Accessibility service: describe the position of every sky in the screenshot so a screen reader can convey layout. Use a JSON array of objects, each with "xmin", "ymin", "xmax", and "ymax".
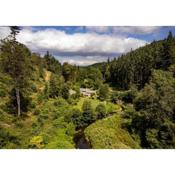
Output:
[{"xmin": 0, "ymin": 26, "xmax": 175, "ymax": 66}]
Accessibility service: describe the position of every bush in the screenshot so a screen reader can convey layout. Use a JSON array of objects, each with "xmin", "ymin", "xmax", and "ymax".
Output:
[
  {"xmin": 81, "ymin": 100, "xmax": 95, "ymax": 127},
  {"xmin": 69, "ymin": 108, "xmax": 82, "ymax": 128},
  {"xmin": 95, "ymin": 103, "xmax": 106, "ymax": 119},
  {"xmin": 66, "ymin": 123, "xmax": 75, "ymax": 136},
  {"xmin": 123, "ymin": 105, "xmax": 136, "ymax": 119},
  {"xmin": 0, "ymin": 128, "xmax": 20, "ymax": 148},
  {"xmin": 61, "ymin": 84, "xmax": 70, "ymax": 100},
  {"xmin": 29, "ymin": 136, "xmax": 44, "ymax": 148},
  {"xmin": 30, "ymin": 84, "xmax": 37, "ymax": 93},
  {"xmin": 37, "ymin": 92, "xmax": 45, "ymax": 104},
  {"xmin": 98, "ymin": 84, "xmax": 109, "ymax": 101},
  {"xmin": 33, "ymin": 109, "xmax": 40, "ymax": 115},
  {"xmin": 0, "ymin": 88, "xmax": 7, "ymax": 97},
  {"xmin": 53, "ymin": 98, "xmax": 68, "ymax": 107},
  {"xmin": 111, "ymin": 92, "xmax": 119, "ymax": 104}
]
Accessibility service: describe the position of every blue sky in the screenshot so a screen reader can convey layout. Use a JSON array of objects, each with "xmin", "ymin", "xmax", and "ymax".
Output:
[
  {"xmin": 1, "ymin": 26, "xmax": 175, "ymax": 65},
  {"xmin": 31, "ymin": 26, "xmax": 175, "ymax": 41}
]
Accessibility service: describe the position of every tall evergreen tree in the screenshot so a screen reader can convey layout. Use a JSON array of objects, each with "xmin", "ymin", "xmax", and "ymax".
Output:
[
  {"xmin": 161, "ymin": 31, "xmax": 175, "ymax": 69},
  {"xmin": 0, "ymin": 26, "xmax": 31, "ymax": 116}
]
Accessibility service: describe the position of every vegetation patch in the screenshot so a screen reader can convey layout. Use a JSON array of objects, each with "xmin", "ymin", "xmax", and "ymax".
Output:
[{"xmin": 84, "ymin": 115, "xmax": 140, "ymax": 149}]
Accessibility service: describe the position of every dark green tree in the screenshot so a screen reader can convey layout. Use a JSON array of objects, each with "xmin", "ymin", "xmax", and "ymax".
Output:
[
  {"xmin": 61, "ymin": 84, "xmax": 70, "ymax": 100},
  {"xmin": 82, "ymin": 100, "xmax": 94, "ymax": 126},
  {"xmin": 62, "ymin": 62, "xmax": 77, "ymax": 82},
  {"xmin": 0, "ymin": 26, "xmax": 32, "ymax": 116},
  {"xmin": 132, "ymin": 70, "xmax": 175, "ymax": 148},
  {"xmin": 70, "ymin": 108, "xmax": 82, "ymax": 128},
  {"xmin": 95, "ymin": 103, "xmax": 106, "ymax": 119},
  {"xmin": 43, "ymin": 51, "xmax": 61, "ymax": 74},
  {"xmin": 49, "ymin": 74, "xmax": 64, "ymax": 98},
  {"xmin": 161, "ymin": 31, "xmax": 175, "ymax": 69},
  {"xmin": 98, "ymin": 84, "xmax": 109, "ymax": 101}
]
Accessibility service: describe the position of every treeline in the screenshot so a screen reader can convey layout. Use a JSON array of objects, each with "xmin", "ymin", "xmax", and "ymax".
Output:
[
  {"xmin": 0, "ymin": 27, "xmax": 106, "ymax": 117},
  {"xmin": 94, "ymin": 32, "xmax": 175, "ymax": 148},
  {"xmin": 0, "ymin": 27, "xmax": 75, "ymax": 117},
  {"xmin": 102, "ymin": 32, "xmax": 175, "ymax": 89}
]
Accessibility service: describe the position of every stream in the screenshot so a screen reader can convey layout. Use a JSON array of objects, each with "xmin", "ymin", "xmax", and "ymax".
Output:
[{"xmin": 74, "ymin": 129, "xmax": 91, "ymax": 149}]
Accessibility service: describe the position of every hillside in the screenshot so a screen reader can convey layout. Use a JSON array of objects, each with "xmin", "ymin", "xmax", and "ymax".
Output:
[
  {"xmin": 85, "ymin": 114, "xmax": 140, "ymax": 149},
  {"xmin": 1, "ymin": 28, "xmax": 175, "ymax": 149}
]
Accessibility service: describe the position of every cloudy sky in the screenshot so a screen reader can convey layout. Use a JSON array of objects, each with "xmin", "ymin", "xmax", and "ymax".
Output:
[{"xmin": 0, "ymin": 26, "xmax": 175, "ymax": 66}]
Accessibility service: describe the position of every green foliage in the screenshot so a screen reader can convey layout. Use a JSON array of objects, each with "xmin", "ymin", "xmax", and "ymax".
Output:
[
  {"xmin": 95, "ymin": 103, "xmax": 106, "ymax": 119},
  {"xmin": 81, "ymin": 100, "xmax": 95, "ymax": 127},
  {"xmin": 6, "ymin": 88, "xmax": 32, "ymax": 115},
  {"xmin": 84, "ymin": 115, "xmax": 140, "ymax": 149},
  {"xmin": 131, "ymin": 70, "xmax": 175, "ymax": 148},
  {"xmin": 78, "ymin": 67, "xmax": 103, "ymax": 89},
  {"xmin": 69, "ymin": 108, "xmax": 82, "ymax": 128},
  {"xmin": 29, "ymin": 135, "xmax": 44, "ymax": 148},
  {"xmin": 30, "ymin": 84, "xmax": 37, "ymax": 93},
  {"xmin": 0, "ymin": 87, "xmax": 7, "ymax": 97},
  {"xmin": 169, "ymin": 64, "xmax": 175, "ymax": 77},
  {"xmin": 62, "ymin": 62, "xmax": 77, "ymax": 82},
  {"xmin": 160, "ymin": 32, "xmax": 175, "ymax": 69},
  {"xmin": 49, "ymin": 74, "xmax": 64, "ymax": 98},
  {"xmin": 43, "ymin": 51, "xmax": 61, "ymax": 75},
  {"xmin": 0, "ymin": 28, "xmax": 32, "ymax": 116},
  {"xmin": 98, "ymin": 84, "xmax": 109, "ymax": 101},
  {"xmin": 61, "ymin": 84, "xmax": 70, "ymax": 100},
  {"xmin": 117, "ymin": 87, "xmax": 138, "ymax": 103},
  {"xmin": 0, "ymin": 127, "xmax": 20, "ymax": 148},
  {"xmin": 1, "ymin": 28, "xmax": 175, "ymax": 149}
]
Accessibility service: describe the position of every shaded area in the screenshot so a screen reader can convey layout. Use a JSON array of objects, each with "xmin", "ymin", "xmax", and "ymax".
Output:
[{"xmin": 74, "ymin": 129, "xmax": 91, "ymax": 149}]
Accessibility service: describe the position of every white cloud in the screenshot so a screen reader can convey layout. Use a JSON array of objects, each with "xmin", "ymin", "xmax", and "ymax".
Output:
[
  {"xmin": 112, "ymin": 26, "xmax": 161, "ymax": 34},
  {"xmin": 0, "ymin": 26, "xmax": 10, "ymax": 39},
  {"xmin": 86, "ymin": 26, "xmax": 110, "ymax": 33},
  {"xmin": 17, "ymin": 28, "xmax": 147, "ymax": 56},
  {"xmin": 0, "ymin": 26, "xmax": 150, "ymax": 65},
  {"xmin": 85, "ymin": 26, "xmax": 161, "ymax": 35},
  {"xmin": 56, "ymin": 55, "xmax": 108, "ymax": 66}
]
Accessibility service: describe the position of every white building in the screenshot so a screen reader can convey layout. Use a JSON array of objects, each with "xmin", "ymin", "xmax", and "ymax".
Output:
[{"xmin": 80, "ymin": 88, "xmax": 96, "ymax": 97}]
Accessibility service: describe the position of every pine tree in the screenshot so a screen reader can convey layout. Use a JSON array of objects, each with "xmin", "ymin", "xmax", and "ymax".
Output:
[
  {"xmin": 0, "ymin": 26, "xmax": 31, "ymax": 116},
  {"xmin": 161, "ymin": 31, "xmax": 175, "ymax": 69}
]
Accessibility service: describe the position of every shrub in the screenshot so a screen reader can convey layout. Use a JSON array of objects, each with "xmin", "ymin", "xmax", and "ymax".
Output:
[
  {"xmin": 53, "ymin": 98, "xmax": 68, "ymax": 107},
  {"xmin": 66, "ymin": 123, "xmax": 75, "ymax": 136},
  {"xmin": 95, "ymin": 103, "xmax": 106, "ymax": 119},
  {"xmin": 33, "ymin": 109, "xmax": 40, "ymax": 115},
  {"xmin": 81, "ymin": 100, "xmax": 95, "ymax": 127},
  {"xmin": 69, "ymin": 108, "xmax": 82, "ymax": 128},
  {"xmin": 111, "ymin": 92, "xmax": 119, "ymax": 104},
  {"xmin": 29, "ymin": 136, "xmax": 44, "ymax": 148},
  {"xmin": 0, "ymin": 88, "xmax": 7, "ymax": 97},
  {"xmin": 30, "ymin": 84, "xmax": 37, "ymax": 93},
  {"xmin": 98, "ymin": 84, "xmax": 109, "ymax": 101}
]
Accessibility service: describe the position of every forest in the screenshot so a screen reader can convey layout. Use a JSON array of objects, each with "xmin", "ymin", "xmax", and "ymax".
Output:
[{"xmin": 1, "ymin": 27, "xmax": 175, "ymax": 149}]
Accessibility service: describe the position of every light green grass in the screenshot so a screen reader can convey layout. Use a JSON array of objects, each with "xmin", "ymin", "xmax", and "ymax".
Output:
[
  {"xmin": 73, "ymin": 97, "xmax": 121, "ymax": 112},
  {"xmin": 84, "ymin": 115, "xmax": 140, "ymax": 149}
]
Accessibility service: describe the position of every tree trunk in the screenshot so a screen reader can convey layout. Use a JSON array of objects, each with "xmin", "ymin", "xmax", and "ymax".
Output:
[{"xmin": 15, "ymin": 88, "xmax": 21, "ymax": 116}]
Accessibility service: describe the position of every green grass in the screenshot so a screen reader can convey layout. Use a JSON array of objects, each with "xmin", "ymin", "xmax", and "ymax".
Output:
[
  {"xmin": 84, "ymin": 114, "xmax": 140, "ymax": 149},
  {"xmin": 73, "ymin": 97, "xmax": 100, "ymax": 110},
  {"xmin": 73, "ymin": 97, "xmax": 121, "ymax": 112}
]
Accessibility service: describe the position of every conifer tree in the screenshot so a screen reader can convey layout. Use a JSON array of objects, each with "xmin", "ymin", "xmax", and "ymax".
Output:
[
  {"xmin": 0, "ymin": 26, "xmax": 31, "ymax": 116},
  {"xmin": 161, "ymin": 31, "xmax": 175, "ymax": 69}
]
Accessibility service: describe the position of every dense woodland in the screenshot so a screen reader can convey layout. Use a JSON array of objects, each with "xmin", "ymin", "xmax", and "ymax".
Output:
[{"xmin": 1, "ymin": 27, "xmax": 175, "ymax": 148}]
